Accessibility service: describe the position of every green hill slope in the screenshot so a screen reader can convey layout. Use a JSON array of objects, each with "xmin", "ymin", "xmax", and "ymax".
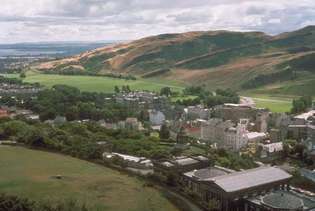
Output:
[{"xmin": 37, "ymin": 26, "xmax": 315, "ymax": 96}]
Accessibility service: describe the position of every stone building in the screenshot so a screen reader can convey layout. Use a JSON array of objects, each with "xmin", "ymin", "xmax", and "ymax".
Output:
[{"xmin": 180, "ymin": 166, "xmax": 292, "ymax": 211}]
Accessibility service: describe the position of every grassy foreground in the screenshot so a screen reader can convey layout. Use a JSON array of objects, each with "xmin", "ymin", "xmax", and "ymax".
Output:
[
  {"xmin": 20, "ymin": 73, "xmax": 184, "ymax": 93},
  {"xmin": 0, "ymin": 146, "xmax": 178, "ymax": 211}
]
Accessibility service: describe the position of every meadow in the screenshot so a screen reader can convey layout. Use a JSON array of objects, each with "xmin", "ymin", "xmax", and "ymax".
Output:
[
  {"xmin": 20, "ymin": 73, "xmax": 184, "ymax": 93},
  {"xmin": 1, "ymin": 72, "xmax": 298, "ymax": 113},
  {"xmin": 241, "ymin": 92, "xmax": 293, "ymax": 113},
  {"xmin": 0, "ymin": 146, "xmax": 179, "ymax": 211}
]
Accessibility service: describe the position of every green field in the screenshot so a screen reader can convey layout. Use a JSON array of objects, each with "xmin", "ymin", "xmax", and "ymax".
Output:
[
  {"xmin": 241, "ymin": 93, "xmax": 293, "ymax": 113},
  {"xmin": 0, "ymin": 146, "xmax": 178, "ymax": 211},
  {"xmin": 3, "ymin": 73, "xmax": 184, "ymax": 93}
]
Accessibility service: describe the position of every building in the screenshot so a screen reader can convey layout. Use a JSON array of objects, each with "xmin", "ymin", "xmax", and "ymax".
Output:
[
  {"xmin": 246, "ymin": 190, "xmax": 315, "ymax": 211},
  {"xmin": 293, "ymin": 110, "xmax": 315, "ymax": 125},
  {"xmin": 149, "ymin": 110, "xmax": 165, "ymax": 126},
  {"xmin": 0, "ymin": 108, "xmax": 9, "ymax": 118},
  {"xmin": 201, "ymin": 119, "xmax": 234, "ymax": 142},
  {"xmin": 260, "ymin": 142, "xmax": 284, "ymax": 158},
  {"xmin": 181, "ymin": 166, "xmax": 292, "ymax": 211},
  {"xmin": 154, "ymin": 156, "xmax": 211, "ymax": 174},
  {"xmin": 119, "ymin": 118, "xmax": 144, "ymax": 131},
  {"xmin": 103, "ymin": 152, "xmax": 153, "ymax": 169},
  {"xmin": 184, "ymin": 105, "xmax": 210, "ymax": 120},
  {"xmin": 214, "ymin": 104, "xmax": 268, "ymax": 124},
  {"xmin": 222, "ymin": 119, "xmax": 249, "ymax": 151}
]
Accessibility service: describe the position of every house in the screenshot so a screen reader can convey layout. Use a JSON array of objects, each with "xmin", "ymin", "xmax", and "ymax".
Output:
[
  {"xmin": 260, "ymin": 142, "xmax": 283, "ymax": 158},
  {"xmin": 293, "ymin": 110, "xmax": 315, "ymax": 125},
  {"xmin": 304, "ymin": 125, "xmax": 315, "ymax": 162},
  {"xmin": 126, "ymin": 117, "xmax": 143, "ymax": 130},
  {"xmin": 201, "ymin": 118, "xmax": 234, "ymax": 143},
  {"xmin": 222, "ymin": 119, "xmax": 248, "ymax": 151},
  {"xmin": 214, "ymin": 104, "xmax": 268, "ymax": 124},
  {"xmin": 0, "ymin": 108, "xmax": 9, "ymax": 118},
  {"xmin": 149, "ymin": 110, "xmax": 165, "ymax": 126},
  {"xmin": 184, "ymin": 105, "xmax": 210, "ymax": 120}
]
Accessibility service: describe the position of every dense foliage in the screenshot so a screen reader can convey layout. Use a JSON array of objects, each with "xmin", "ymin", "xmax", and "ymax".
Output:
[
  {"xmin": 3, "ymin": 84, "xmax": 137, "ymax": 122},
  {"xmin": 43, "ymin": 71, "xmax": 137, "ymax": 80},
  {"xmin": 208, "ymin": 148, "xmax": 258, "ymax": 170},
  {"xmin": 0, "ymin": 119, "xmax": 171, "ymax": 160},
  {"xmin": 179, "ymin": 86, "xmax": 239, "ymax": 107},
  {"xmin": 291, "ymin": 96, "xmax": 313, "ymax": 114},
  {"xmin": 241, "ymin": 68, "xmax": 296, "ymax": 89}
]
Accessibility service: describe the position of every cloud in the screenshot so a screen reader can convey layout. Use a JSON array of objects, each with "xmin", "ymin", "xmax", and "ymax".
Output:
[{"xmin": 0, "ymin": 0, "xmax": 314, "ymax": 43}]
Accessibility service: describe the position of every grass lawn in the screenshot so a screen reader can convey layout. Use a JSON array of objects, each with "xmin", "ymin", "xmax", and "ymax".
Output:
[
  {"xmin": 241, "ymin": 92, "xmax": 293, "ymax": 113},
  {"xmin": 5, "ymin": 73, "xmax": 184, "ymax": 93},
  {"xmin": 0, "ymin": 146, "xmax": 179, "ymax": 211}
]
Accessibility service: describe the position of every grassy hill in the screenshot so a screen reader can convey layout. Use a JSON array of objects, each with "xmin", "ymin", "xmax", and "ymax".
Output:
[
  {"xmin": 0, "ymin": 146, "xmax": 178, "ymax": 211},
  {"xmin": 37, "ymin": 26, "xmax": 315, "ymax": 97}
]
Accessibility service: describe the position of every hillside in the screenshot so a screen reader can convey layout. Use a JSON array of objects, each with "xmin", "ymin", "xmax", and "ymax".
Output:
[
  {"xmin": 37, "ymin": 26, "xmax": 315, "ymax": 95},
  {"xmin": 0, "ymin": 146, "xmax": 179, "ymax": 211}
]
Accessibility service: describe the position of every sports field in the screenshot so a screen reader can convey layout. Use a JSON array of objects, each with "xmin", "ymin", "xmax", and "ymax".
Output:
[
  {"xmin": 20, "ymin": 73, "xmax": 184, "ymax": 93},
  {"xmin": 0, "ymin": 146, "xmax": 178, "ymax": 211}
]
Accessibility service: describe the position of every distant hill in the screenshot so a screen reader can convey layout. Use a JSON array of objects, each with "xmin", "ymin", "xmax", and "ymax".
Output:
[{"xmin": 37, "ymin": 26, "xmax": 315, "ymax": 95}]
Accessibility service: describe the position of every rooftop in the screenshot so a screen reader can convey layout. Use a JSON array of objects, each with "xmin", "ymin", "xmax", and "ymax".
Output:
[
  {"xmin": 246, "ymin": 132, "xmax": 267, "ymax": 140},
  {"xmin": 295, "ymin": 110, "xmax": 315, "ymax": 120},
  {"xmin": 174, "ymin": 157, "xmax": 199, "ymax": 166},
  {"xmin": 262, "ymin": 192, "xmax": 303, "ymax": 209},
  {"xmin": 212, "ymin": 166, "xmax": 292, "ymax": 193},
  {"xmin": 184, "ymin": 166, "xmax": 230, "ymax": 180},
  {"xmin": 248, "ymin": 190, "xmax": 315, "ymax": 210}
]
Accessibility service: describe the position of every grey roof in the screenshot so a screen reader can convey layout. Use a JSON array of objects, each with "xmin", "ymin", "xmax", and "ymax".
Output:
[
  {"xmin": 262, "ymin": 192, "xmax": 304, "ymax": 209},
  {"xmin": 212, "ymin": 167, "xmax": 292, "ymax": 193},
  {"xmin": 175, "ymin": 158, "xmax": 199, "ymax": 166},
  {"xmin": 184, "ymin": 167, "xmax": 228, "ymax": 180}
]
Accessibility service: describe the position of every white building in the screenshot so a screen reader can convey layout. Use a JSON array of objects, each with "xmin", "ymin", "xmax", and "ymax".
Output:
[
  {"xmin": 149, "ymin": 110, "xmax": 166, "ymax": 126},
  {"xmin": 260, "ymin": 142, "xmax": 283, "ymax": 158},
  {"xmin": 223, "ymin": 119, "xmax": 248, "ymax": 151}
]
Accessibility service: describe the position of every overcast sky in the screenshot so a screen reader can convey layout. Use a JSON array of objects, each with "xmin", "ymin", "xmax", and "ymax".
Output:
[{"xmin": 1, "ymin": 0, "xmax": 315, "ymax": 43}]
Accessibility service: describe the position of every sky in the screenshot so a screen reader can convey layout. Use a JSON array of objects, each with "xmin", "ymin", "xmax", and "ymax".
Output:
[{"xmin": 1, "ymin": 0, "xmax": 315, "ymax": 43}]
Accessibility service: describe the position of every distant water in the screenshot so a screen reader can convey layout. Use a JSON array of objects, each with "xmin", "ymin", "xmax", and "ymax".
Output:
[{"xmin": 0, "ymin": 42, "xmax": 113, "ymax": 58}]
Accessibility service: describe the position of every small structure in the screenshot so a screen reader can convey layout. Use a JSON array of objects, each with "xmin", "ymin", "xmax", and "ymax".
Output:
[
  {"xmin": 0, "ymin": 108, "xmax": 9, "ymax": 118},
  {"xmin": 103, "ymin": 152, "xmax": 153, "ymax": 169},
  {"xmin": 260, "ymin": 142, "xmax": 283, "ymax": 158}
]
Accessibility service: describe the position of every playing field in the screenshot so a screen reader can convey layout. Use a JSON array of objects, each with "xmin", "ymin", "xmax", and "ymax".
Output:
[
  {"xmin": 0, "ymin": 146, "xmax": 179, "ymax": 211},
  {"xmin": 19, "ymin": 73, "xmax": 184, "ymax": 93}
]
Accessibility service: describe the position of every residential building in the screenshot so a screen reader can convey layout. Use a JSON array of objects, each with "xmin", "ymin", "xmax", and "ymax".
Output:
[
  {"xmin": 0, "ymin": 108, "xmax": 9, "ymax": 118},
  {"xmin": 149, "ymin": 110, "xmax": 165, "ymax": 126},
  {"xmin": 184, "ymin": 105, "xmax": 210, "ymax": 120},
  {"xmin": 260, "ymin": 142, "xmax": 284, "ymax": 158}
]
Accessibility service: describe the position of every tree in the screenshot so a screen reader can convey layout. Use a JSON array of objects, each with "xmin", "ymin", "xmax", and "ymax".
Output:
[
  {"xmin": 114, "ymin": 86, "xmax": 120, "ymax": 93},
  {"xmin": 20, "ymin": 72, "xmax": 26, "ymax": 78},
  {"xmin": 291, "ymin": 96, "xmax": 313, "ymax": 114},
  {"xmin": 160, "ymin": 87, "xmax": 172, "ymax": 97},
  {"xmin": 159, "ymin": 124, "xmax": 170, "ymax": 139}
]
